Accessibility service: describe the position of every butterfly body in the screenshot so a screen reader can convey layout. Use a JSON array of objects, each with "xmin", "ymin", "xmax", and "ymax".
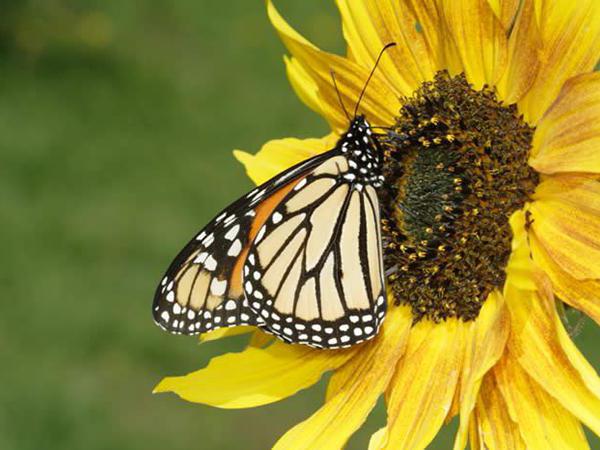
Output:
[{"xmin": 153, "ymin": 116, "xmax": 387, "ymax": 348}]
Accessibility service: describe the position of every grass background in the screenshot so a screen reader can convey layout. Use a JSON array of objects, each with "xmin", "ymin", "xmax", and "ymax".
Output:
[{"xmin": 1, "ymin": 1, "xmax": 598, "ymax": 449}]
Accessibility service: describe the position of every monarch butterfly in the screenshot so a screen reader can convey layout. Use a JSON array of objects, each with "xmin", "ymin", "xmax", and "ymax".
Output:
[{"xmin": 152, "ymin": 44, "xmax": 395, "ymax": 349}]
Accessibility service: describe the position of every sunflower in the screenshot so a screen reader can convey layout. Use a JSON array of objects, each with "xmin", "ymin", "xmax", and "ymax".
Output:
[{"xmin": 154, "ymin": 0, "xmax": 600, "ymax": 448}]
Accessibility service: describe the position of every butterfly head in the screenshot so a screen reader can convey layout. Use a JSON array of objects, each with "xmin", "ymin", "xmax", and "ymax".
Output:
[
  {"xmin": 344, "ymin": 115, "xmax": 376, "ymax": 146},
  {"xmin": 349, "ymin": 114, "xmax": 369, "ymax": 132}
]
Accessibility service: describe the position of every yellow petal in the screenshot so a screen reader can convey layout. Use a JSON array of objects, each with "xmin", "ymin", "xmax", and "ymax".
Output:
[
  {"xmin": 530, "ymin": 72, "xmax": 600, "ymax": 174},
  {"xmin": 555, "ymin": 300, "xmax": 600, "ymax": 399},
  {"xmin": 439, "ymin": 0, "xmax": 508, "ymax": 89},
  {"xmin": 529, "ymin": 218, "xmax": 600, "ymax": 326},
  {"xmin": 468, "ymin": 418, "xmax": 482, "ymax": 450},
  {"xmin": 488, "ymin": 0, "xmax": 521, "ymax": 29},
  {"xmin": 247, "ymin": 330, "xmax": 274, "ymax": 348},
  {"xmin": 267, "ymin": 0, "xmax": 400, "ymax": 131},
  {"xmin": 529, "ymin": 185, "xmax": 600, "ymax": 280},
  {"xmin": 335, "ymin": 0, "xmax": 438, "ymax": 94},
  {"xmin": 518, "ymin": 0, "xmax": 600, "ymax": 124},
  {"xmin": 470, "ymin": 373, "xmax": 526, "ymax": 450},
  {"xmin": 284, "ymin": 55, "xmax": 328, "ymax": 119},
  {"xmin": 453, "ymin": 291, "xmax": 510, "ymax": 450},
  {"xmin": 233, "ymin": 134, "xmax": 336, "ymax": 185},
  {"xmin": 368, "ymin": 427, "xmax": 388, "ymax": 450},
  {"xmin": 504, "ymin": 235, "xmax": 600, "ymax": 435},
  {"xmin": 504, "ymin": 211, "xmax": 538, "ymax": 291},
  {"xmin": 404, "ymin": 0, "xmax": 445, "ymax": 70},
  {"xmin": 533, "ymin": 174, "xmax": 600, "ymax": 209},
  {"xmin": 381, "ymin": 318, "xmax": 464, "ymax": 450},
  {"xmin": 496, "ymin": 0, "xmax": 543, "ymax": 104},
  {"xmin": 445, "ymin": 385, "xmax": 461, "ymax": 425},
  {"xmin": 493, "ymin": 353, "xmax": 589, "ymax": 449},
  {"xmin": 273, "ymin": 304, "xmax": 412, "ymax": 450},
  {"xmin": 324, "ymin": 301, "xmax": 411, "ymax": 400},
  {"xmin": 199, "ymin": 326, "xmax": 253, "ymax": 343},
  {"xmin": 153, "ymin": 340, "xmax": 355, "ymax": 409}
]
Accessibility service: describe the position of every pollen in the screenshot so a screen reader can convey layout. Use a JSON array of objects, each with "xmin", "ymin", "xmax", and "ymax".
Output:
[{"xmin": 381, "ymin": 72, "xmax": 538, "ymax": 322}]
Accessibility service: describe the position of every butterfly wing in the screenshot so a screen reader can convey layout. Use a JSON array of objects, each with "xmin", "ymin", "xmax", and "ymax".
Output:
[
  {"xmin": 243, "ymin": 154, "xmax": 386, "ymax": 349},
  {"xmin": 152, "ymin": 152, "xmax": 334, "ymax": 335}
]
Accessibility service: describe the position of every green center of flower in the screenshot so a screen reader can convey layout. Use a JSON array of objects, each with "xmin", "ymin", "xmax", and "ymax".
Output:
[{"xmin": 381, "ymin": 71, "xmax": 538, "ymax": 322}]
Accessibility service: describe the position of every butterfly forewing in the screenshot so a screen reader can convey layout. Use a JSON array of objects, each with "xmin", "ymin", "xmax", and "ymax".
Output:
[
  {"xmin": 242, "ymin": 119, "xmax": 387, "ymax": 349},
  {"xmin": 152, "ymin": 152, "xmax": 333, "ymax": 335}
]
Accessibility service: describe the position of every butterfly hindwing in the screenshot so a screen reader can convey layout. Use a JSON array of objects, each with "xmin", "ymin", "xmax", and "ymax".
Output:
[
  {"xmin": 242, "ymin": 119, "xmax": 387, "ymax": 349},
  {"xmin": 152, "ymin": 151, "xmax": 333, "ymax": 335}
]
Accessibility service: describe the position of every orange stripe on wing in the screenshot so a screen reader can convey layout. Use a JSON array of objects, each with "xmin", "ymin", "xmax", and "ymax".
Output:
[{"xmin": 228, "ymin": 178, "xmax": 304, "ymax": 299}]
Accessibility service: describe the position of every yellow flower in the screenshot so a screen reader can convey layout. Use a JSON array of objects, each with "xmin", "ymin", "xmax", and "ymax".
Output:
[{"xmin": 154, "ymin": 1, "xmax": 600, "ymax": 448}]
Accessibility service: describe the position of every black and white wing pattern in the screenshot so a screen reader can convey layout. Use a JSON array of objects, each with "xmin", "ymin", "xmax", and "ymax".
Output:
[
  {"xmin": 242, "ymin": 117, "xmax": 387, "ymax": 349},
  {"xmin": 152, "ymin": 151, "xmax": 332, "ymax": 335},
  {"xmin": 153, "ymin": 115, "xmax": 388, "ymax": 348}
]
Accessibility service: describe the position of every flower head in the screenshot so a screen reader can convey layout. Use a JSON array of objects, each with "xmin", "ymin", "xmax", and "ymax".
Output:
[{"xmin": 155, "ymin": 1, "xmax": 600, "ymax": 447}]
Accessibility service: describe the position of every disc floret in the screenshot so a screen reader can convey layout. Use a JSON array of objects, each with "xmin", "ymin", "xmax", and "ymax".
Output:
[{"xmin": 381, "ymin": 72, "xmax": 539, "ymax": 321}]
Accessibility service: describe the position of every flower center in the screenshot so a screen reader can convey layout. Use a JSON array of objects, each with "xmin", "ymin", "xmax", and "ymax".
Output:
[{"xmin": 380, "ymin": 71, "xmax": 538, "ymax": 322}]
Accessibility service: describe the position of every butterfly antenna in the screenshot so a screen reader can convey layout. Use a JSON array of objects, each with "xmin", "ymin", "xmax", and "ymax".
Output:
[
  {"xmin": 330, "ymin": 70, "xmax": 350, "ymax": 120},
  {"xmin": 353, "ymin": 42, "xmax": 396, "ymax": 118}
]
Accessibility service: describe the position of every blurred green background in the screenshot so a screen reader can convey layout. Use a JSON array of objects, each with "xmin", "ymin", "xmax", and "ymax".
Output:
[{"xmin": 0, "ymin": 1, "xmax": 598, "ymax": 449}]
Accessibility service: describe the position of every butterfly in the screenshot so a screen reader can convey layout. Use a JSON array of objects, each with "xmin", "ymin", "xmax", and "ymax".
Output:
[{"xmin": 152, "ymin": 44, "xmax": 395, "ymax": 349}]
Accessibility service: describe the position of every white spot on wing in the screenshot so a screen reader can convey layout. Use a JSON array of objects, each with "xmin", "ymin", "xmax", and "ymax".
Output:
[
  {"xmin": 227, "ymin": 239, "xmax": 242, "ymax": 257},
  {"xmin": 210, "ymin": 278, "xmax": 227, "ymax": 296},
  {"xmin": 294, "ymin": 178, "xmax": 307, "ymax": 191},
  {"xmin": 272, "ymin": 212, "xmax": 283, "ymax": 224},
  {"xmin": 204, "ymin": 255, "xmax": 217, "ymax": 271},
  {"xmin": 224, "ymin": 224, "xmax": 240, "ymax": 241},
  {"xmin": 254, "ymin": 226, "xmax": 266, "ymax": 244},
  {"xmin": 202, "ymin": 233, "xmax": 215, "ymax": 247},
  {"xmin": 225, "ymin": 300, "xmax": 236, "ymax": 310},
  {"xmin": 194, "ymin": 252, "xmax": 208, "ymax": 264}
]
